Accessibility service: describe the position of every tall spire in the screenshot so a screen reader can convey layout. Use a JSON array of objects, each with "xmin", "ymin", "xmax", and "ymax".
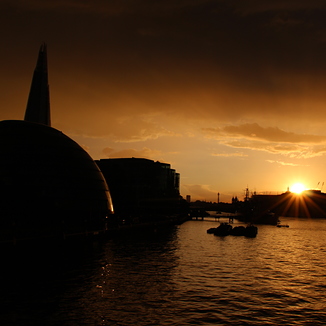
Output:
[{"xmin": 24, "ymin": 43, "xmax": 51, "ymax": 126}]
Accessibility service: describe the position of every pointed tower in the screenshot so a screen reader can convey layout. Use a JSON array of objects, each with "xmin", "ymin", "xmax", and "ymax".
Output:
[
  {"xmin": 24, "ymin": 43, "xmax": 51, "ymax": 126},
  {"xmin": 0, "ymin": 44, "xmax": 114, "ymax": 244}
]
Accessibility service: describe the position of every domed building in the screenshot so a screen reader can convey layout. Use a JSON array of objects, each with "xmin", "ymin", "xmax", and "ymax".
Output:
[{"xmin": 0, "ymin": 44, "xmax": 113, "ymax": 244}]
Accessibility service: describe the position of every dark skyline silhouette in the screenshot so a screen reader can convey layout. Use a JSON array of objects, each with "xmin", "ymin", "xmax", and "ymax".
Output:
[
  {"xmin": 0, "ymin": 44, "xmax": 113, "ymax": 244},
  {"xmin": 1, "ymin": 1, "xmax": 326, "ymax": 202}
]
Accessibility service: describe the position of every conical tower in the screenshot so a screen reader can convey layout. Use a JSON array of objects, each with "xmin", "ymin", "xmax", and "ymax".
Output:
[{"xmin": 24, "ymin": 43, "xmax": 51, "ymax": 126}]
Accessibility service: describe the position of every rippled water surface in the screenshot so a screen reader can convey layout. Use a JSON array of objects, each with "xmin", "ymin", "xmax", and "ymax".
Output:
[{"xmin": 2, "ymin": 217, "xmax": 326, "ymax": 325}]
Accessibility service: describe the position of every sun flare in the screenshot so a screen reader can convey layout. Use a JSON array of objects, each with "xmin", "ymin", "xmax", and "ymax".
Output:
[{"xmin": 290, "ymin": 183, "xmax": 306, "ymax": 194}]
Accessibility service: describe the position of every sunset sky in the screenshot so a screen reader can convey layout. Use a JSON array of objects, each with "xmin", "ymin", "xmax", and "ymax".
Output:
[{"xmin": 1, "ymin": 0, "xmax": 326, "ymax": 202}]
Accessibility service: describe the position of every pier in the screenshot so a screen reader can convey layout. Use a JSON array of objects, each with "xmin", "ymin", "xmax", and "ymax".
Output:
[{"xmin": 190, "ymin": 212, "xmax": 237, "ymax": 223}]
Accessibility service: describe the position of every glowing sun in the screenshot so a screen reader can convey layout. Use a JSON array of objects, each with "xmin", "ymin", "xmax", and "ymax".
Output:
[{"xmin": 290, "ymin": 183, "xmax": 306, "ymax": 194}]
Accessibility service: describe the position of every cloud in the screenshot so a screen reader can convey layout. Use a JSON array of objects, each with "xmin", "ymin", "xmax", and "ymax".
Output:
[
  {"xmin": 5, "ymin": 0, "xmax": 324, "ymax": 14},
  {"xmin": 266, "ymin": 160, "xmax": 304, "ymax": 166},
  {"xmin": 4, "ymin": 0, "xmax": 326, "ymax": 133},
  {"xmin": 290, "ymin": 147, "xmax": 326, "ymax": 159},
  {"xmin": 229, "ymin": 0, "xmax": 326, "ymax": 15},
  {"xmin": 0, "ymin": 0, "xmax": 90, "ymax": 11},
  {"xmin": 112, "ymin": 116, "xmax": 177, "ymax": 143},
  {"xmin": 60, "ymin": 109, "xmax": 177, "ymax": 141},
  {"xmin": 0, "ymin": 0, "xmax": 216, "ymax": 15},
  {"xmin": 220, "ymin": 139, "xmax": 304, "ymax": 154},
  {"xmin": 212, "ymin": 152, "xmax": 248, "ymax": 158},
  {"xmin": 102, "ymin": 147, "xmax": 114, "ymax": 156},
  {"xmin": 2, "ymin": 0, "xmax": 326, "ymax": 153},
  {"xmin": 203, "ymin": 123, "xmax": 326, "ymax": 144},
  {"xmin": 102, "ymin": 147, "xmax": 162, "ymax": 160},
  {"xmin": 202, "ymin": 123, "xmax": 326, "ymax": 158},
  {"xmin": 221, "ymin": 139, "xmax": 326, "ymax": 158}
]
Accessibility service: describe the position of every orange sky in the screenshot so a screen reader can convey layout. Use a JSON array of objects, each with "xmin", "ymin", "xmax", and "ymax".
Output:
[{"xmin": 1, "ymin": 0, "xmax": 326, "ymax": 202}]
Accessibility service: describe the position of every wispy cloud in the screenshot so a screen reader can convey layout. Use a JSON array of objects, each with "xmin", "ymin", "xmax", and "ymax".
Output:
[
  {"xmin": 203, "ymin": 123, "xmax": 326, "ymax": 158},
  {"xmin": 221, "ymin": 140, "xmax": 326, "ymax": 158},
  {"xmin": 289, "ymin": 147, "xmax": 326, "ymax": 159},
  {"xmin": 266, "ymin": 160, "xmax": 306, "ymax": 166},
  {"xmin": 203, "ymin": 123, "xmax": 326, "ymax": 144},
  {"xmin": 65, "ymin": 112, "xmax": 177, "ymax": 141},
  {"xmin": 212, "ymin": 152, "xmax": 248, "ymax": 157}
]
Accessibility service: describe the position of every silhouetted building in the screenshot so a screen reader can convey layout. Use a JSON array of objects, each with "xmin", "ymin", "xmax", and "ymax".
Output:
[
  {"xmin": 24, "ymin": 43, "xmax": 51, "ymax": 126},
  {"xmin": 0, "ymin": 44, "xmax": 113, "ymax": 244},
  {"xmin": 96, "ymin": 158, "xmax": 186, "ymax": 219},
  {"xmin": 239, "ymin": 189, "xmax": 326, "ymax": 222}
]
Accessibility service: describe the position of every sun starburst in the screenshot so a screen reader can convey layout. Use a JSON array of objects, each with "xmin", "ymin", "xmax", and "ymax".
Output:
[{"xmin": 290, "ymin": 183, "xmax": 306, "ymax": 194}]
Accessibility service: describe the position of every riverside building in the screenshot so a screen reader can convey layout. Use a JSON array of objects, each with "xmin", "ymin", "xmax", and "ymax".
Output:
[{"xmin": 96, "ymin": 158, "xmax": 186, "ymax": 221}]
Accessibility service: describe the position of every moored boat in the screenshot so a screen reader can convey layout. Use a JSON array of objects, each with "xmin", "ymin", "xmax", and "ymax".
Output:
[
  {"xmin": 213, "ymin": 222, "xmax": 233, "ymax": 236},
  {"xmin": 207, "ymin": 227, "xmax": 217, "ymax": 234},
  {"xmin": 230, "ymin": 225, "xmax": 246, "ymax": 236},
  {"xmin": 244, "ymin": 224, "xmax": 258, "ymax": 237},
  {"xmin": 277, "ymin": 224, "xmax": 289, "ymax": 228},
  {"xmin": 207, "ymin": 223, "xmax": 258, "ymax": 237}
]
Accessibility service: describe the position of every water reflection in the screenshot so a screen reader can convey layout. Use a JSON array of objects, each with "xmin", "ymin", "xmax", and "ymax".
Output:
[
  {"xmin": 2, "ymin": 219, "xmax": 326, "ymax": 325},
  {"xmin": 61, "ymin": 229, "xmax": 180, "ymax": 325}
]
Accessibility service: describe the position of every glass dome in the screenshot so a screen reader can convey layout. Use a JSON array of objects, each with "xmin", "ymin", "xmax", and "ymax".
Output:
[{"xmin": 0, "ymin": 120, "xmax": 113, "ymax": 243}]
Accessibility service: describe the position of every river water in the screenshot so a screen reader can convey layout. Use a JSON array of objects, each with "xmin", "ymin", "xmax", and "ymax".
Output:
[{"xmin": 2, "ymin": 217, "xmax": 326, "ymax": 325}]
